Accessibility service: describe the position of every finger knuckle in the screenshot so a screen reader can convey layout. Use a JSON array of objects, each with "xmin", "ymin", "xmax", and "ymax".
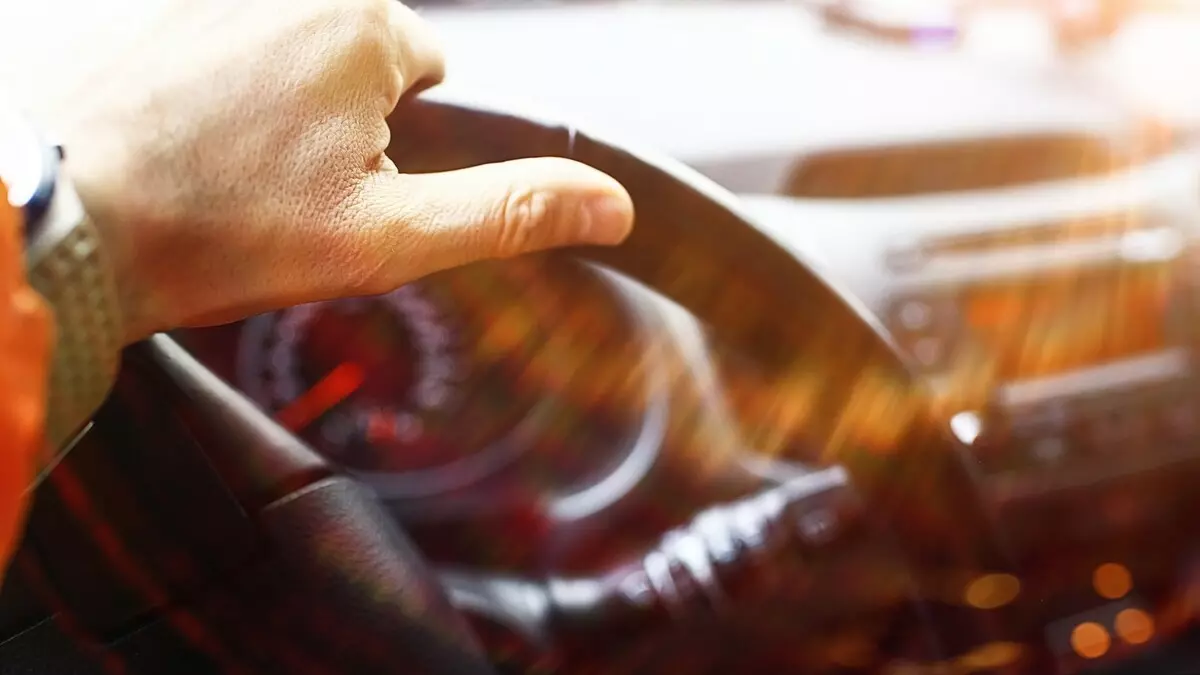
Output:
[
  {"xmin": 496, "ymin": 188, "xmax": 559, "ymax": 258},
  {"xmin": 336, "ymin": 0, "xmax": 391, "ymax": 56},
  {"xmin": 344, "ymin": 0, "xmax": 389, "ymax": 20}
]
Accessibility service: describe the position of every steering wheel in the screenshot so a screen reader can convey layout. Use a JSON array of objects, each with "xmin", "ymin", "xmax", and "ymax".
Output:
[{"xmin": 25, "ymin": 96, "xmax": 989, "ymax": 674}]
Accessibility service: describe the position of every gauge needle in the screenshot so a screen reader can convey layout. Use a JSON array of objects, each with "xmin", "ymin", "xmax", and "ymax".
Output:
[{"xmin": 276, "ymin": 362, "xmax": 366, "ymax": 432}]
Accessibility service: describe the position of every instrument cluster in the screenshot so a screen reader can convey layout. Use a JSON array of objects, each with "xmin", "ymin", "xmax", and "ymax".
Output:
[
  {"xmin": 179, "ymin": 255, "xmax": 661, "ymax": 504},
  {"xmin": 176, "ymin": 252, "xmax": 804, "ymax": 574}
]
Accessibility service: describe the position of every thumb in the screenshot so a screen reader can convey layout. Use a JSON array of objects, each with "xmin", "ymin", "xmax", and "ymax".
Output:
[{"xmin": 346, "ymin": 157, "xmax": 634, "ymax": 290}]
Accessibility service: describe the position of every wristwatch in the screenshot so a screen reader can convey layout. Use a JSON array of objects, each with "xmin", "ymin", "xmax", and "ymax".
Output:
[{"xmin": 0, "ymin": 103, "xmax": 123, "ymax": 457}]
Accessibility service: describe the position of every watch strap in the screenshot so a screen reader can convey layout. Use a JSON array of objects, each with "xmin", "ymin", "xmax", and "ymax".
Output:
[{"xmin": 24, "ymin": 171, "xmax": 123, "ymax": 454}]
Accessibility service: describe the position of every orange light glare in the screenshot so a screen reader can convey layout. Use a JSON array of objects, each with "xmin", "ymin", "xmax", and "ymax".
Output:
[
  {"xmin": 955, "ymin": 641, "xmax": 1024, "ymax": 670},
  {"xmin": 1071, "ymin": 622, "xmax": 1111, "ymax": 659},
  {"xmin": 964, "ymin": 573, "xmax": 1021, "ymax": 609},
  {"xmin": 826, "ymin": 635, "xmax": 874, "ymax": 668},
  {"xmin": 1094, "ymin": 563, "xmax": 1133, "ymax": 600},
  {"xmin": 1115, "ymin": 608, "xmax": 1155, "ymax": 645}
]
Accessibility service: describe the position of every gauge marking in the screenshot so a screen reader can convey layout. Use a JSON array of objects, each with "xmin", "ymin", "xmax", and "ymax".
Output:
[
  {"xmin": 387, "ymin": 285, "xmax": 459, "ymax": 410},
  {"xmin": 276, "ymin": 361, "xmax": 366, "ymax": 432}
]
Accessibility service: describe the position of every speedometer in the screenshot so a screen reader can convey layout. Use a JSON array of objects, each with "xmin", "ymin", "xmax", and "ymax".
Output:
[
  {"xmin": 234, "ymin": 256, "xmax": 649, "ymax": 498},
  {"xmin": 238, "ymin": 283, "xmax": 505, "ymax": 472}
]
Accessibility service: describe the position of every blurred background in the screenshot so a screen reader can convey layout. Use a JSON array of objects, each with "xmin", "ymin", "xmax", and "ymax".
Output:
[
  {"xmin": 412, "ymin": 0, "xmax": 1200, "ymax": 190},
  {"xmin": 8, "ymin": 2, "xmax": 1200, "ymax": 674}
]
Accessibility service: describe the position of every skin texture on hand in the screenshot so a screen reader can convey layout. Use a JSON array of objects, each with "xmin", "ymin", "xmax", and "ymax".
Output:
[
  {"xmin": 2, "ymin": 0, "xmax": 634, "ymax": 344},
  {"xmin": 0, "ymin": 185, "xmax": 52, "ymax": 577}
]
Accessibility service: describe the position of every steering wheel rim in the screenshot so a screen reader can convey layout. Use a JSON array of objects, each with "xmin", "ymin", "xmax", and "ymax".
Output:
[
  {"xmin": 390, "ymin": 93, "xmax": 908, "ymax": 373},
  {"xmin": 82, "ymin": 94, "xmax": 961, "ymax": 673}
]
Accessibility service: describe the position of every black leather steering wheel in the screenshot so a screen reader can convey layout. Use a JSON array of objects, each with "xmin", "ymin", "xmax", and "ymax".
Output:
[{"xmin": 39, "ymin": 96, "xmax": 983, "ymax": 674}]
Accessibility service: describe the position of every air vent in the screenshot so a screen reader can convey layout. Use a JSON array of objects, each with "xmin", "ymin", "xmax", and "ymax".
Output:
[
  {"xmin": 783, "ymin": 134, "xmax": 1148, "ymax": 199},
  {"xmin": 919, "ymin": 211, "xmax": 1154, "ymax": 258}
]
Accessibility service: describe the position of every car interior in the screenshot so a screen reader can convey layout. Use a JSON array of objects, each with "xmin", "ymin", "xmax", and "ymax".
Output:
[{"xmin": 4, "ymin": 2, "xmax": 1200, "ymax": 674}]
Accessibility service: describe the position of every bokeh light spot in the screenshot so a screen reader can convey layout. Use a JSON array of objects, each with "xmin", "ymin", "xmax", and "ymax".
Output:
[
  {"xmin": 1094, "ymin": 563, "xmax": 1133, "ymax": 600},
  {"xmin": 1115, "ymin": 608, "xmax": 1155, "ymax": 645},
  {"xmin": 1071, "ymin": 622, "xmax": 1111, "ymax": 659}
]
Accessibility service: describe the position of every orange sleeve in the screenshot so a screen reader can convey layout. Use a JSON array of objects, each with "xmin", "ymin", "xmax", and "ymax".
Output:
[{"xmin": 0, "ymin": 183, "xmax": 52, "ymax": 578}]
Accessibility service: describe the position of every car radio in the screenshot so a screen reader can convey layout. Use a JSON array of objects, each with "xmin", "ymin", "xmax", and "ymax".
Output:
[
  {"xmin": 878, "ymin": 200, "xmax": 1200, "ymax": 544},
  {"xmin": 882, "ymin": 214, "xmax": 1192, "ymax": 381}
]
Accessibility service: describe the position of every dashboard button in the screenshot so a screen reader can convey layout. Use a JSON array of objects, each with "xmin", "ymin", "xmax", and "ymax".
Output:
[
  {"xmin": 896, "ymin": 300, "xmax": 935, "ymax": 331},
  {"xmin": 885, "ymin": 295, "xmax": 959, "ymax": 372},
  {"xmin": 910, "ymin": 336, "xmax": 946, "ymax": 369},
  {"xmin": 1029, "ymin": 436, "xmax": 1068, "ymax": 466},
  {"xmin": 886, "ymin": 295, "xmax": 956, "ymax": 333}
]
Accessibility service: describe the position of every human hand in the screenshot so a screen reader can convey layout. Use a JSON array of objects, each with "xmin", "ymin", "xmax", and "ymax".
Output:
[{"xmin": 3, "ymin": 0, "xmax": 633, "ymax": 343}]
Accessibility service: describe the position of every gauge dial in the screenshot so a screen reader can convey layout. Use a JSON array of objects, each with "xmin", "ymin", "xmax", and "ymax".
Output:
[
  {"xmin": 236, "ymin": 256, "xmax": 650, "ymax": 498},
  {"xmin": 241, "ymin": 284, "xmax": 485, "ymax": 470}
]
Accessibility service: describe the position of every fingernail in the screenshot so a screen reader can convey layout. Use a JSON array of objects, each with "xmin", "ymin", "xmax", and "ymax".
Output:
[{"xmin": 579, "ymin": 194, "xmax": 634, "ymax": 245}]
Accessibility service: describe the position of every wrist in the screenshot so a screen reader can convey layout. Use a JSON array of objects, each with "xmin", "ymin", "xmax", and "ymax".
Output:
[{"xmin": 1, "ymin": 102, "xmax": 124, "ymax": 457}]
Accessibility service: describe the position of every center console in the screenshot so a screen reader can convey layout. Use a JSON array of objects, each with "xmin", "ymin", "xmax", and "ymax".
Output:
[
  {"xmin": 741, "ymin": 145, "xmax": 1200, "ymax": 672},
  {"xmin": 879, "ymin": 192, "xmax": 1200, "ymax": 544}
]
